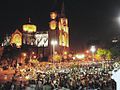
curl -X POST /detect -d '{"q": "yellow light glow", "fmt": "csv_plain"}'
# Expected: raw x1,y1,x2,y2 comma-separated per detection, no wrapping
73,57,76,60
50,12,57,19
64,51,67,55
51,40,58,45
22,53,27,57
10,30,22,48
63,55,67,59
58,18,69,47
4,75,7,80
32,52,35,54
59,32,69,47
49,20,57,30
59,18,68,27
23,24,37,33
25,76,30,80
58,22,62,31
86,50,89,53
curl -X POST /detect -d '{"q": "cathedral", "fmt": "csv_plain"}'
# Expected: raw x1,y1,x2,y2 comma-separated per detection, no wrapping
1,1,69,58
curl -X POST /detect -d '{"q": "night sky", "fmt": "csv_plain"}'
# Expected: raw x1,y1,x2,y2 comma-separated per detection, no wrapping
0,0,120,50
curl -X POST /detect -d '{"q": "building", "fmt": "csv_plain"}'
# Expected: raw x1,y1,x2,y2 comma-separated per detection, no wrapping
10,29,22,48
22,18,37,45
1,2,70,59
49,2,69,56
2,34,11,47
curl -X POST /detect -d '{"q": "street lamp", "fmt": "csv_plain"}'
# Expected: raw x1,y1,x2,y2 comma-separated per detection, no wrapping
51,40,58,63
90,46,96,62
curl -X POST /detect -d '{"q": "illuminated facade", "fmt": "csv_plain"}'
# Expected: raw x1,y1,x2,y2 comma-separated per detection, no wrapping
23,24,36,33
22,19,37,45
10,29,22,48
58,2,69,48
49,2,69,54
58,18,69,47
49,20,57,30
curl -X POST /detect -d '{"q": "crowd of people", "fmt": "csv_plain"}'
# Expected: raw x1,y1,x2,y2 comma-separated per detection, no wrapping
0,59,117,90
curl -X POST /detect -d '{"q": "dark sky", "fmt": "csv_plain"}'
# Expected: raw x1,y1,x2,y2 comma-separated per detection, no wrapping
0,0,120,50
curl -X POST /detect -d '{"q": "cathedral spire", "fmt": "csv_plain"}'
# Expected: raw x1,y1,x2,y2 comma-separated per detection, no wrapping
51,0,57,12
61,2,65,17
28,17,31,23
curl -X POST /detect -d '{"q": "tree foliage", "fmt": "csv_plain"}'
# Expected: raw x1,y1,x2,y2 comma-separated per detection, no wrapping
95,48,112,60
53,54,62,62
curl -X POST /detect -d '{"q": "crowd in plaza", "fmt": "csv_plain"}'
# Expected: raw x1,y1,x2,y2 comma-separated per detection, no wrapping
0,59,117,90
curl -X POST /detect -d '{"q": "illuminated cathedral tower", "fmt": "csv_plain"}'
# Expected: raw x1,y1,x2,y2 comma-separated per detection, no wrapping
58,2,69,50
49,2,69,55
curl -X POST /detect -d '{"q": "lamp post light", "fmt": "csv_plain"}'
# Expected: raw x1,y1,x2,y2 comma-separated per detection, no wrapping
90,46,96,62
51,40,58,63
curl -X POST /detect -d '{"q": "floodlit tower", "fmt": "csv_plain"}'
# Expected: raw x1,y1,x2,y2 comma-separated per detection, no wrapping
49,12,57,30
58,2,69,52
49,11,58,56
49,1,69,55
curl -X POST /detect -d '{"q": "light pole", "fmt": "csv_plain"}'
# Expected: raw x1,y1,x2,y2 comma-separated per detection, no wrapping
51,40,58,63
90,46,96,62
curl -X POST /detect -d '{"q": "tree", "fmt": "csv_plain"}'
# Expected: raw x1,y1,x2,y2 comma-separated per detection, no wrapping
106,49,112,60
53,54,62,63
95,48,112,60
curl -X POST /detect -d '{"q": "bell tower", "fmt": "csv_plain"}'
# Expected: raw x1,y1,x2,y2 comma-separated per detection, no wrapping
49,1,69,55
